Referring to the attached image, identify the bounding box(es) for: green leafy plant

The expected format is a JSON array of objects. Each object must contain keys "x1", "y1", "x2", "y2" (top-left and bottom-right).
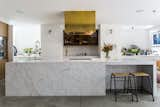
[
  {"x1": 23, "y1": 48, "x2": 33, "y2": 54},
  {"x1": 121, "y1": 45, "x2": 140, "y2": 56}
]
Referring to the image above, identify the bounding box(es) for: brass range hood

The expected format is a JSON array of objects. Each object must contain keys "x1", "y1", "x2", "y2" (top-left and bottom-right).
[{"x1": 64, "y1": 11, "x2": 96, "y2": 35}]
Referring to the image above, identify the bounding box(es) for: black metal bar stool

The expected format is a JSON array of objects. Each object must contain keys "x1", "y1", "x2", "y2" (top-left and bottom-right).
[
  {"x1": 110, "y1": 72, "x2": 134, "y2": 102},
  {"x1": 130, "y1": 72, "x2": 155, "y2": 102}
]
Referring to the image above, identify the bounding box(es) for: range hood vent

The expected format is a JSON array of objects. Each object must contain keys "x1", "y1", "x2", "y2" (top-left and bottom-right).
[{"x1": 64, "y1": 11, "x2": 96, "y2": 33}]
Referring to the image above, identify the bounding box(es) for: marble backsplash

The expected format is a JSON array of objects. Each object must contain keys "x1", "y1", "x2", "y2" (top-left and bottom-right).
[{"x1": 63, "y1": 46, "x2": 99, "y2": 56}]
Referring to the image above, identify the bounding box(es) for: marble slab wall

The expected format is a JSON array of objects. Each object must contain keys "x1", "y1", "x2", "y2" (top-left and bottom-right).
[
  {"x1": 6, "y1": 62, "x2": 106, "y2": 96},
  {"x1": 41, "y1": 24, "x2": 64, "y2": 60},
  {"x1": 63, "y1": 46, "x2": 99, "y2": 56}
]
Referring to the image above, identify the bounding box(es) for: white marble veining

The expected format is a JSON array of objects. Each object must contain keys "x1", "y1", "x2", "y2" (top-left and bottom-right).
[
  {"x1": 63, "y1": 46, "x2": 99, "y2": 56},
  {"x1": 5, "y1": 58, "x2": 157, "y2": 96},
  {"x1": 6, "y1": 62, "x2": 106, "y2": 96},
  {"x1": 10, "y1": 58, "x2": 156, "y2": 65},
  {"x1": 41, "y1": 24, "x2": 64, "y2": 60}
]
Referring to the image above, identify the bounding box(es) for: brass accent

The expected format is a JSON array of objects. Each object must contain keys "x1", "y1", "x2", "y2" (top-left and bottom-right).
[
  {"x1": 130, "y1": 72, "x2": 150, "y2": 77},
  {"x1": 64, "y1": 11, "x2": 96, "y2": 33},
  {"x1": 112, "y1": 72, "x2": 129, "y2": 77}
]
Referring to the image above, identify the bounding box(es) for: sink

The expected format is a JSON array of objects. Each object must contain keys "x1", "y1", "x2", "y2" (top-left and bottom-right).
[{"x1": 69, "y1": 57, "x2": 92, "y2": 60}]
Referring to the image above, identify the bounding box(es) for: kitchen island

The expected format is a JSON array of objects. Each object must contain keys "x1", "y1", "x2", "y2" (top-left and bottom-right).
[{"x1": 5, "y1": 58, "x2": 157, "y2": 96}]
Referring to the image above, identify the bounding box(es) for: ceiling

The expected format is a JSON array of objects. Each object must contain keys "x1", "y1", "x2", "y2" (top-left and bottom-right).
[{"x1": 1, "y1": 0, "x2": 160, "y2": 25}]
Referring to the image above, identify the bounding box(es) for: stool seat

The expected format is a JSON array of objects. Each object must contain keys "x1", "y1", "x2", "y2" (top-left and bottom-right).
[
  {"x1": 112, "y1": 72, "x2": 129, "y2": 77},
  {"x1": 130, "y1": 72, "x2": 149, "y2": 77}
]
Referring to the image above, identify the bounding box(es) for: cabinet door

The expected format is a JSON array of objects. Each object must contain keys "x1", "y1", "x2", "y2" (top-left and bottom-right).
[
  {"x1": 0, "y1": 61, "x2": 5, "y2": 80},
  {"x1": 0, "y1": 22, "x2": 8, "y2": 37}
]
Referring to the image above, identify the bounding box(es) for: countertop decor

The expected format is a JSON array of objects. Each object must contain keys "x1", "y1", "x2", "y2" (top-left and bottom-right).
[
  {"x1": 102, "y1": 43, "x2": 113, "y2": 58},
  {"x1": 23, "y1": 48, "x2": 33, "y2": 56},
  {"x1": 121, "y1": 45, "x2": 140, "y2": 56}
]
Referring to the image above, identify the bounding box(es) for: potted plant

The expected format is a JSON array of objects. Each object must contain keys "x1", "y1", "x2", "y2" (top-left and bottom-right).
[
  {"x1": 102, "y1": 43, "x2": 113, "y2": 58},
  {"x1": 23, "y1": 48, "x2": 33, "y2": 56},
  {"x1": 121, "y1": 45, "x2": 140, "y2": 56}
]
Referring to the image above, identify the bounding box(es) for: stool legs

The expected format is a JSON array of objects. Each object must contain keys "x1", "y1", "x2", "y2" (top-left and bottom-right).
[
  {"x1": 110, "y1": 72, "x2": 155, "y2": 102},
  {"x1": 133, "y1": 76, "x2": 139, "y2": 102},
  {"x1": 141, "y1": 77, "x2": 144, "y2": 93},
  {"x1": 110, "y1": 75, "x2": 112, "y2": 93},
  {"x1": 113, "y1": 76, "x2": 117, "y2": 102},
  {"x1": 127, "y1": 76, "x2": 130, "y2": 93},
  {"x1": 110, "y1": 74, "x2": 137, "y2": 102},
  {"x1": 111, "y1": 76, "x2": 133, "y2": 102},
  {"x1": 124, "y1": 77, "x2": 127, "y2": 93},
  {"x1": 147, "y1": 76, "x2": 155, "y2": 102},
  {"x1": 128, "y1": 76, "x2": 134, "y2": 101}
]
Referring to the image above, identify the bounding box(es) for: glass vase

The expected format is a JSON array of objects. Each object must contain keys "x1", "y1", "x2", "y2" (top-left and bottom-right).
[{"x1": 105, "y1": 52, "x2": 109, "y2": 58}]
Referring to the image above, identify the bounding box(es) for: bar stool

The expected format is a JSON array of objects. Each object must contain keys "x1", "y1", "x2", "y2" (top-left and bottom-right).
[
  {"x1": 110, "y1": 72, "x2": 134, "y2": 102},
  {"x1": 130, "y1": 72, "x2": 155, "y2": 101}
]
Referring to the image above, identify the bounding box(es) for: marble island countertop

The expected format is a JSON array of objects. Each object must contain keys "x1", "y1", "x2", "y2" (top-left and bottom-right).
[
  {"x1": 6, "y1": 56, "x2": 157, "y2": 96},
  {"x1": 9, "y1": 57, "x2": 156, "y2": 65}
]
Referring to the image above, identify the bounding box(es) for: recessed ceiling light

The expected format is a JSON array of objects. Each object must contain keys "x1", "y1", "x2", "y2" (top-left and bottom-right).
[
  {"x1": 152, "y1": 10, "x2": 156, "y2": 13},
  {"x1": 136, "y1": 9, "x2": 144, "y2": 13},
  {"x1": 16, "y1": 10, "x2": 24, "y2": 14}
]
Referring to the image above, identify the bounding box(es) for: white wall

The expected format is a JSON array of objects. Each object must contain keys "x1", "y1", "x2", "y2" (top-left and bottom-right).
[
  {"x1": 100, "y1": 24, "x2": 150, "y2": 58},
  {"x1": 13, "y1": 24, "x2": 41, "y2": 53}
]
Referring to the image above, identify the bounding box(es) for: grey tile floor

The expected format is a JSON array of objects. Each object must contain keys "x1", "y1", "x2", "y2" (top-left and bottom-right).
[
  {"x1": 0, "y1": 96, "x2": 159, "y2": 107},
  {"x1": 0, "y1": 80, "x2": 5, "y2": 96},
  {"x1": 0, "y1": 80, "x2": 160, "y2": 107}
]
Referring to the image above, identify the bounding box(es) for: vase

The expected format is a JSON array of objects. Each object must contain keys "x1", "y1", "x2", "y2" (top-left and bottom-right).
[{"x1": 105, "y1": 52, "x2": 109, "y2": 58}]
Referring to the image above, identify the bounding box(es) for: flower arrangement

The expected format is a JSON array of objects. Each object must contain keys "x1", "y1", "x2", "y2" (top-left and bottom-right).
[{"x1": 102, "y1": 43, "x2": 113, "y2": 58}]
